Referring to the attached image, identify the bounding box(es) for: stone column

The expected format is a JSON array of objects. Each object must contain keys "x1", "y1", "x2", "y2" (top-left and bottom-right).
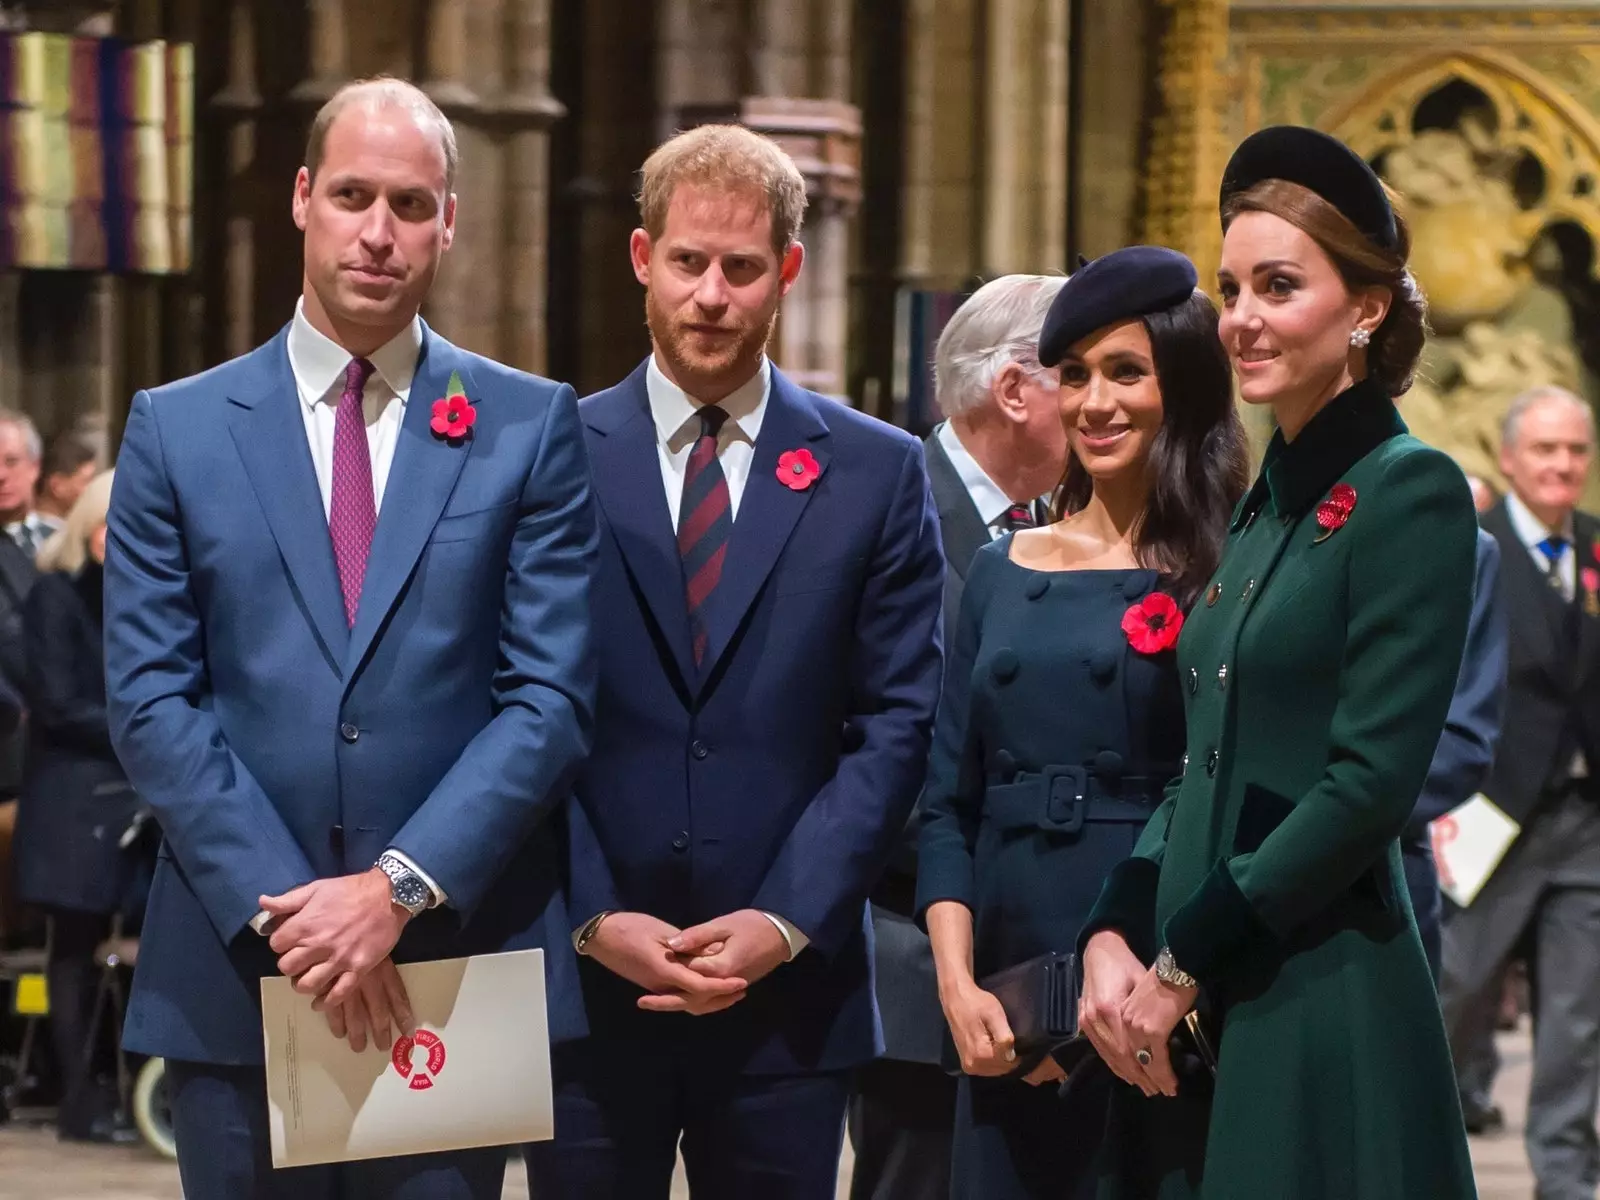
[
  {"x1": 899, "y1": 0, "x2": 980, "y2": 286},
  {"x1": 211, "y1": 0, "x2": 261, "y2": 362},
  {"x1": 290, "y1": 0, "x2": 350, "y2": 103},
  {"x1": 500, "y1": 0, "x2": 565, "y2": 373},
  {"x1": 422, "y1": 0, "x2": 479, "y2": 107}
]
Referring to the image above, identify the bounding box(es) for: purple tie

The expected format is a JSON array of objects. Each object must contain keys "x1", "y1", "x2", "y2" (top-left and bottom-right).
[{"x1": 329, "y1": 357, "x2": 377, "y2": 627}]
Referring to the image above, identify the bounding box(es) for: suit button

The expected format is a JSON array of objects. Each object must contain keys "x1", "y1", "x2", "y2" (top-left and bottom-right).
[
  {"x1": 1205, "y1": 749, "x2": 1219, "y2": 777},
  {"x1": 1217, "y1": 664, "x2": 1229, "y2": 690},
  {"x1": 1241, "y1": 579, "x2": 1256, "y2": 601},
  {"x1": 1205, "y1": 582, "x2": 1221, "y2": 607},
  {"x1": 672, "y1": 832, "x2": 690, "y2": 852},
  {"x1": 691, "y1": 740, "x2": 709, "y2": 760},
  {"x1": 1187, "y1": 668, "x2": 1198, "y2": 695},
  {"x1": 340, "y1": 722, "x2": 360, "y2": 744},
  {"x1": 1181, "y1": 752, "x2": 1189, "y2": 775},
  {"x1": 329, "y1": 824, "x2": 345, "y2": 854}
]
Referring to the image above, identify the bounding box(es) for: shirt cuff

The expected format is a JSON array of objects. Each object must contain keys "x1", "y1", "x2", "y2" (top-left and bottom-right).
[
  {"x1": 250, "y1": 910, "x2": 273, "y2": 935},
  {"x1": 762, "y1": 912, "x2": 810, "y2": 961},
  {"x1": 384, "y1": 848, "x2": 448, "y2": 908}
]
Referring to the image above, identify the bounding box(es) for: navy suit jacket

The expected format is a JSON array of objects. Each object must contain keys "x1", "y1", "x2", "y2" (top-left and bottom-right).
[
  {"x1": 568, "y1": 361, "x2": 945, "y2": 1074},
  {"x1": 105, "y1": 323, "x2": 599, "y2": 1065},
  {"x1": 1402, "y1": 528, "x2": 1506, "y2": 957}
]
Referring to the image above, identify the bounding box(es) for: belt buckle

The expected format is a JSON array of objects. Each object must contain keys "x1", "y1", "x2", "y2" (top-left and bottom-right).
[{"x1": 1040, "y1": 765, "x2": 1088, "y2": 834}]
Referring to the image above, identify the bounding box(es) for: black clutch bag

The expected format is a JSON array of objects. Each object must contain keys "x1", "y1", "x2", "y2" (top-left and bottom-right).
[{"x1": 964, "y1": 951, "x2": 1081, "y2": 1076}]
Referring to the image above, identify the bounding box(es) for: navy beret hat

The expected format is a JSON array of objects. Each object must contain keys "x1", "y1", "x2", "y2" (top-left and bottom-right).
[
  {"x1": 1219, "y1": 125, "x2": 1398, "y2": 252},
  {"x1": 1038, "y1": 245, "x2": 1199, "y2": 368}
]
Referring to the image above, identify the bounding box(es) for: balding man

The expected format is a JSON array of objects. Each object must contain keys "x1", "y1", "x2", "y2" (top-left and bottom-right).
[
  {"x1": 1440, "y1": 386, "x2": 1600, "y2": 1200},
  {"x1": 105, "y1": 78, "x2": 597, "y2": 1197}
]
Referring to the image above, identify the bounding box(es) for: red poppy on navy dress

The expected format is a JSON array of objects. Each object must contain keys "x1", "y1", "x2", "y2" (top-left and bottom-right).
[
  {"x1": 1122, "y1": 592, "x2": 1183, "y2": 654},
  {"x1": 777, "y1": 448, "x2": 820, "y2": 491}
]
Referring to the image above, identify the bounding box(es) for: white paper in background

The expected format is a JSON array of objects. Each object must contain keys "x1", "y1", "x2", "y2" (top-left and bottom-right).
[
  {"x1": 262, "y1": 949, "x2": 552, "y2": 1168},
  {"x1": 1429, "y1": 793, "x2": 1522, "y2": 909}
]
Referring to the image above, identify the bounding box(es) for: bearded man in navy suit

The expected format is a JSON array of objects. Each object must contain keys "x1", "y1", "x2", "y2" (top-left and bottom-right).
[
  {"x1": 105, "y1": 79, "x2": 597, "y2": 1199},
  {"x1": 522, "y1": 125, "x2": 945, "y2": 1199}
]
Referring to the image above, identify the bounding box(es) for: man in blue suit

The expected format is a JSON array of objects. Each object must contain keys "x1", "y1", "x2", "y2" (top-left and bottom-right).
[
  {"x1": 1402, "y1": 528, "x2": 1507, "y2": 977},
  {"x1": 522, "y1": 125, "x2": 945, "y2": 1199},
  {"x1": 105, "y1": 79, "x2": 597, "y2": 1199}
]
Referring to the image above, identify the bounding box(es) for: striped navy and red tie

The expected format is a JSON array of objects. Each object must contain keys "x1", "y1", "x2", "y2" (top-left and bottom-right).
[{"x1": 678, "y1": 405, "x2": 733, "y2": 666}]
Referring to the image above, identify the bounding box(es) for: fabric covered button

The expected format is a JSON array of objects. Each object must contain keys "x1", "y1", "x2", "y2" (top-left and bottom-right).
[
  {"x1": 1025, "y1": 575, "x2": 1050, "y2": 600},
  {"x1": 991, "y1": 648, "x2": 1020, "y2": 684},
  {"x1": 1092, "y1": 750, "x2": 1124, "y2": 779},
  {"x1": 991, "y1": 749, "x2": 1017, "y2": 779},
  {"x1": 1122, "y1": 576, "x2": 1146, "y2": 600},
  {"x1": 1089, "y1": 650, "x2": 1117, "y2": 684}
]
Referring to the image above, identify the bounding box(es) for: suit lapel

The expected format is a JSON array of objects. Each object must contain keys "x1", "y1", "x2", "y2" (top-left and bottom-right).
[
  {"x1": 344, "y1": 324, "x2": 472, "y2": 683},
  {"x1": 923, "y1": 428, "x2": 991, "y2": 579},
  {"x1": 698, "y1": 370, "x2": 830, "y2": 683},
  {"x1": 584, "y1": 365, "x2": 697, "y2": 686},
  {"x1": 226, "y1": 328, "x2": 350, "y2": 670},
  {"x1": 1485, "y1": 504, "x2": 1563, "y2": 687}
]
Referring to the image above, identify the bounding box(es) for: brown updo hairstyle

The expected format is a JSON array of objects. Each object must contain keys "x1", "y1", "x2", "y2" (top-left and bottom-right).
[{"x1": 1221, "y1": 179, "x2": 1427, "y2": 397}]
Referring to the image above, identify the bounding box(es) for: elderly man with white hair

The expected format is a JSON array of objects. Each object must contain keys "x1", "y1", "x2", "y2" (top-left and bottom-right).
[
  {"x1": 1441, "y1": 384, "x2": 1600, "y2": 1199},
  {"x1": 849, "y1": 273, "x2": 1068, "y2": 1200}
]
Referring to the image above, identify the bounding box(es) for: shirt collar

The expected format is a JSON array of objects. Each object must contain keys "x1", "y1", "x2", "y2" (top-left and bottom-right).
[
  {"x1": 645, "y1": 354, "x2": 771, "y2": 450},
  {"x1": 935, "y1": 421, "x2": 1017, "y2": 527},
  {"x1": 1505, "y1": 489, "x2": 1575, "y2": 551},
  {"x1": 287, "y1": 297, "x2": 423, "y2": 410}
]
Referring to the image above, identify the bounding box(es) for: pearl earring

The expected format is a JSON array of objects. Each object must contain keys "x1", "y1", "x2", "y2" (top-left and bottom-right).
[{"x1": 1350, "y1": 328, "x2": 1372, "y2": 349}]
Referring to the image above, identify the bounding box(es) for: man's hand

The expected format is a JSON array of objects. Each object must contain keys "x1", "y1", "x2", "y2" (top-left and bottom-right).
[
  {"x1": 323, "y1": 958, "x2": 415, "y2": 1053},
  {"x1": 582, "y1": 911, "x2": 749, "y2": 1016},
  {"x1": 669, "y1": 909, "x2": 790, "y2": 993},
  {"x1": 262, "y1": 868, "x2": 409, "y2": 1007}
]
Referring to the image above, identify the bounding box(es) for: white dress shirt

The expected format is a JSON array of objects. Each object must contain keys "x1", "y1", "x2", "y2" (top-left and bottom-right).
[
  {"x1": 8, "y1": 511, "x2": 59, "y2": 558},
  {"x1": 571, "y1": 355, "x2": 807, "y2": 961},
  {"x1": 1506, "y1": 489, "x2": 1577, "y2": 601},
  {"x1": 936, "y1": 421, "x2": 1050, "y2": 538},
  {"x1": 249, "y1": 303, "x2": 442, "y2": 934},
  {"x1": 1506, "y1": 489, "x2": 1586, "y2": 778}
]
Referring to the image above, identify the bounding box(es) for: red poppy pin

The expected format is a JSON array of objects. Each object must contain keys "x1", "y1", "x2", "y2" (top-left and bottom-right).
[
  {"x1": 1312, "y1": 482, "x2": 1357, "y2": 543},
  {"x1": 1122, "y1": 593, "x2": 1184, "y2": 655},
  {"x1": 430, "y1": 371, "x2": 476, "y2": 442},
  {"x1": 777, "y1": 448, "x2": 821, "y2": 491},
  {"x1": 1584, "y1": 567, "x2": 1600, "y2": 617}
]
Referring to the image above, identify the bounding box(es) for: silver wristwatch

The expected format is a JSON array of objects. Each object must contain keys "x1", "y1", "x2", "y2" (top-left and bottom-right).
[
  {"x1": 1154, "y1": 946, "x2": 1198, "y2": 990},
  {"x1": 377, "y1": 852, "x2": 433, "y2": 917}
]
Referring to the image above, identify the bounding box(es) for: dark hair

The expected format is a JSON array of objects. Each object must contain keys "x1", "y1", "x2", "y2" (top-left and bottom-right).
[
  {"x1": 42, "y1": 429, "x2": 97, "y2": 480},
  {"x1": 1053, "y1": 291, "x2": 1251, "y2": 608},
  {"x1": 1223, "y1": 179, "x2": 1426, "y2": 397}
]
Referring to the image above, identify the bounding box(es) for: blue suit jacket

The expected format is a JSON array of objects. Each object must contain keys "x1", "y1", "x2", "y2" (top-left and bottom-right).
[
  {"x1": 568, "y1": 361, "x2": 945, "y2": 1074},
  {"x1": 105, "y1": 323, "x2": 599, "y2": 1065},
  {"x1": 1402, "y1": 528, "x2": 1507, "y2": 951}
]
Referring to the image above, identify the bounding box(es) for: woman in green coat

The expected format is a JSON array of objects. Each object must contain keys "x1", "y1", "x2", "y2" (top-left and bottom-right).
[{"x1": 1078, "y1": 126, "x2": 1479, "y2": 1198}]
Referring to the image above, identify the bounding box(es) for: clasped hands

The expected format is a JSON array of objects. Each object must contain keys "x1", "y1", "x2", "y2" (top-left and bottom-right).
[
  {"x1": 260, "y1": 867, "x2": 414, "y2": 1053},
  {"x1": 1078, "y1": 929, "x2": 1198, "y2": 1099},
  {"x1": 583, "y1": 909, "x2": 791, "y2": 1015}
]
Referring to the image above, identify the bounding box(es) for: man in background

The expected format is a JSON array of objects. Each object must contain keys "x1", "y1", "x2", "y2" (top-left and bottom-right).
[{"x1": 849, "y1": 273, "x2": 1068, "y2": 1200}]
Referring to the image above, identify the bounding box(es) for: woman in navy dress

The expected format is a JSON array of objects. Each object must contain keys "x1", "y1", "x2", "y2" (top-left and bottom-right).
[{"x1": 915, "y1": 246, "x2": 1250, "y2": 1200}]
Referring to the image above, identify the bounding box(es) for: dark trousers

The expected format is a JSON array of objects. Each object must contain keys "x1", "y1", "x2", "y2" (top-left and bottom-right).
[
  {"x1": 45, "y1": 907, "x2": 113, "y2": 1137},
  {"x1": 166, "y1": 1060, "x2": 507, "y2": 1200},
  {"x1": 522, "y1": 1039, "x2": 850, "y2": 1200},
  {"x1": 846, "y1": 1058, "x2": 957, "y2": 1200},
  {"x1": 950, "y1": 1066, "x2": 1110, "y2": 1200},
  {"x1": 1440, "y1": 790, "x2": 1600, "y2": 1200}
]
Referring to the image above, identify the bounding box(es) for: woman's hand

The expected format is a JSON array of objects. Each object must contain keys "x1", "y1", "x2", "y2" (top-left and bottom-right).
[
  {"x1": 1022, "y1": 1055, "x2": 1066, "y2": 1087},
  {"x1": 1079, "y1": 929, "x2": 1157, "y2": 1097},
  {"x1": 1117, "y1": 966, "x2": 1198, "y2": 1099},
  {"x1": 939, "y1": 980, "x2": 1018, "y2": 1076}
]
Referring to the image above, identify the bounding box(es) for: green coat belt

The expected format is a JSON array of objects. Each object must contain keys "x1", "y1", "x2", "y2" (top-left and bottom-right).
[{"x1": 1087, "y1": 379, "x2": 1479, "y2": 1199}]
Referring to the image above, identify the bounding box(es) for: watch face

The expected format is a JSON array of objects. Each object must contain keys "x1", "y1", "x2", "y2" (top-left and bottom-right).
[{"x1": 394, "y1": 875, "x2": 430, "y2": 910}]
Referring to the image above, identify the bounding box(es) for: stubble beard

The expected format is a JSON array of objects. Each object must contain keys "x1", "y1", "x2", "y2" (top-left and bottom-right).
[{"x1": 646, "y1": 289, "x2": 779, "y2": 399}]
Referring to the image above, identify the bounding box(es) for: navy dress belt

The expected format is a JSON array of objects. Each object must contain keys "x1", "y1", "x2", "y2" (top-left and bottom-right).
[{"x1": 984, "y1": 765, "x2": 1173, "y2": 835}]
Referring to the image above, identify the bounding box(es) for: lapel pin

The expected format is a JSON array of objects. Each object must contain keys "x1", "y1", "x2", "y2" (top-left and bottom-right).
[
  {"x1": 1583, "y1": 566, "x2": 1600, "y2": 617},
  {"x1": 1312, "y1": 483, "x2": 1357, "y2": 544},
  {"x1": 430, "y1": 371, "x2": 476, "y2": 443},
  {"x1": 776, "y1": 448, "x2": 820, "y2": 491}
]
